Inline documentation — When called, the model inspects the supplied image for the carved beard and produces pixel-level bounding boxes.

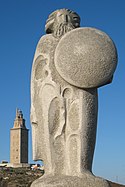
[53,22,75,38]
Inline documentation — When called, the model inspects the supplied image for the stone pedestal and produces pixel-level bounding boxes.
[31,174,111,187]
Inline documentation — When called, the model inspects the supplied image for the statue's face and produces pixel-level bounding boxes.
[52,10,80,38]
[55,10,80,28]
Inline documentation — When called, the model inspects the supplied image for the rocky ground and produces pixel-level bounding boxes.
[0,167,124,187]
[0,167,43,187]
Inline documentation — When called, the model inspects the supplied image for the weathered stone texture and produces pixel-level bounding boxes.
[31,175,111,187]
[31,8,117,187]
[55,27,117,88]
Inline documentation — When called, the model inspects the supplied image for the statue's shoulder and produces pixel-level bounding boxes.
[32,34,58,70]
[36,34,58,53]
[38,33,56,42]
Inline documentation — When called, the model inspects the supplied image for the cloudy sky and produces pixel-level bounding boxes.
[0,0,125,184]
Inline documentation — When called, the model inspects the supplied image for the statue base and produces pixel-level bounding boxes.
[31,173,111,187]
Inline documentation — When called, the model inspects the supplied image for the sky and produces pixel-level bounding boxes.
[0,0,125,185]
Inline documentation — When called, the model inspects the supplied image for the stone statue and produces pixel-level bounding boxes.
[31,9,117,187]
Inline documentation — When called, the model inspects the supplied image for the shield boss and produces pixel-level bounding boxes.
[54,27,117,88]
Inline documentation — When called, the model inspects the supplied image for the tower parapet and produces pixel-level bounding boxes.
[13,108,26,129]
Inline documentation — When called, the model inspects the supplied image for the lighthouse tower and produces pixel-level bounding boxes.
[10,109,28,164]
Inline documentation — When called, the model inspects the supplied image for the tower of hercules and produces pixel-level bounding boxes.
[10,109,28,164]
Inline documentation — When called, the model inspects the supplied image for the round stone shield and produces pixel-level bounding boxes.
[54,27,117,88]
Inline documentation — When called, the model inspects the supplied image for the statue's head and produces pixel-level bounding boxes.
[45,9,80,38]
